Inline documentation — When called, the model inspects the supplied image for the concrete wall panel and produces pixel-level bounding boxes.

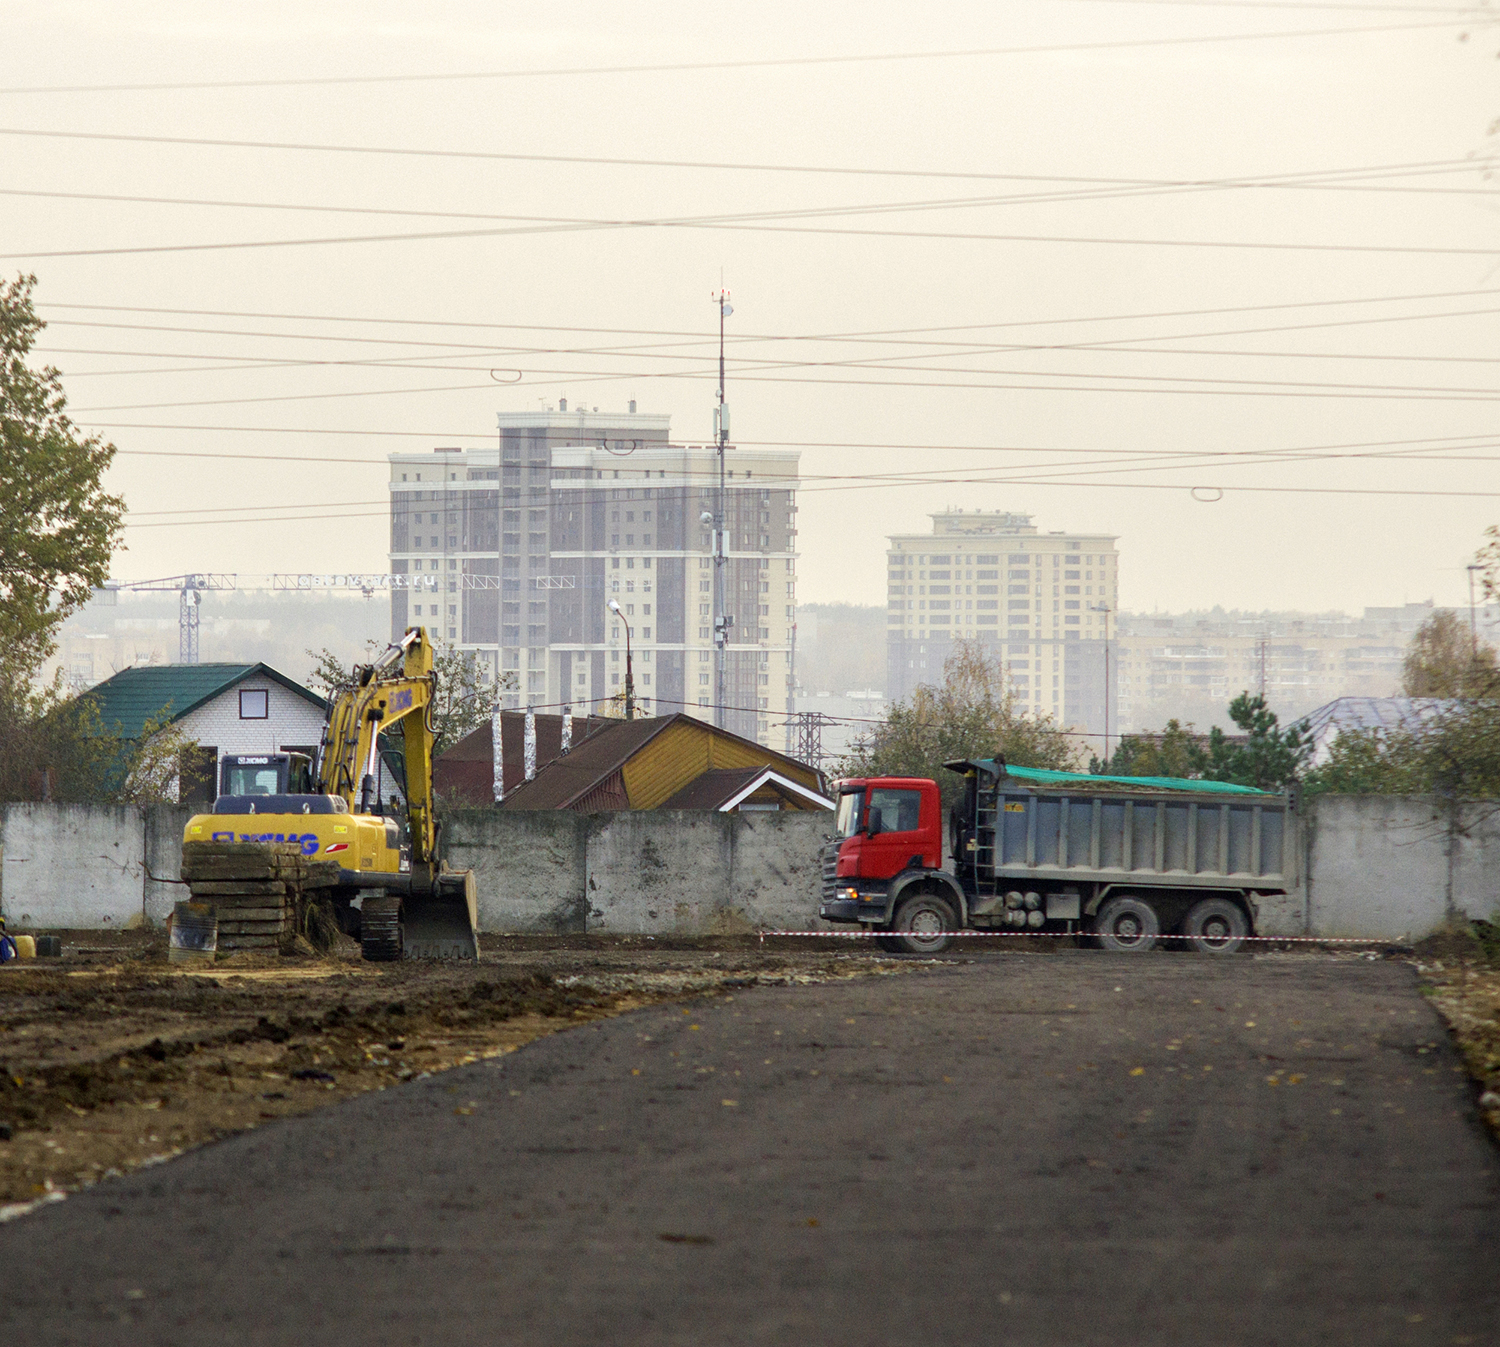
[0,804,147,930]
[1305,797,1450,940]
[584,812,733,934]
[143,806,194,926]
[443,810,588,933]
[725,812,831,931]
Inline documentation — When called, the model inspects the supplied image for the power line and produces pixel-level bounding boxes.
[0,19,1463,96]
[39,281,1500,346]
[5,128,1473,188]
[8,194,1496,263]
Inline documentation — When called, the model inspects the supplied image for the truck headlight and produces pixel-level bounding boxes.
[840,887,860,902]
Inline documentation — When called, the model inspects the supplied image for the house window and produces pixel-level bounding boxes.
[239,689,269,719]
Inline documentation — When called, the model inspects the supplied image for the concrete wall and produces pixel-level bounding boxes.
[0,804,190,931]
[5,798,1500,940]
[442,809,832,935]
[1303,796,1499,941]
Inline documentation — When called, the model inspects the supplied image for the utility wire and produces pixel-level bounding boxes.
[8,197,1497,261]
[0,19,1464,95]
[40,281,1500,345]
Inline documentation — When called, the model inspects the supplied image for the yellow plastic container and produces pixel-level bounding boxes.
[13,935,36,959]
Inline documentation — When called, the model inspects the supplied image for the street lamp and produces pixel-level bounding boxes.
[1089,602,1114,764]
[607,598,635,720]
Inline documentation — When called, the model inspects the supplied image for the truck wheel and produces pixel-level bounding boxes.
[1093,896,1159,953]
[887,894,958,955]
[1183,898,1248,954]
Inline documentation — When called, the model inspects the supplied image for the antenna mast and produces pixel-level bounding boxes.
[712,289,733,729]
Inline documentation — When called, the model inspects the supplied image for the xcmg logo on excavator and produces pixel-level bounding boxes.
[210,831,321,855]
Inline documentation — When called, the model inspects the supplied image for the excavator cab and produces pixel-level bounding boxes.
[219,753,315,798]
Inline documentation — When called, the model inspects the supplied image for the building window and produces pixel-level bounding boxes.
[239,689,268,719]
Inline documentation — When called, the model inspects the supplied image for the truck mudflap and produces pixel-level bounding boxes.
[404,869,480,961]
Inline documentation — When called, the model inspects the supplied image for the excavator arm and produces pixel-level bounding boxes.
[317,628,439,864]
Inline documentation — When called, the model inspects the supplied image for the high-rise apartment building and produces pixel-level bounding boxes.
[387,406,799,745]
[886,510,1119,739]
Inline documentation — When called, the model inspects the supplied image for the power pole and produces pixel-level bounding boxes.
[793,711,826,771]
[712,289,733,729]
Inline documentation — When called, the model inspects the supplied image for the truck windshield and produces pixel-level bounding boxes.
[835,790,865,839]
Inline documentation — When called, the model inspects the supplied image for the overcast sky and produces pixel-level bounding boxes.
[3,0,1497,614]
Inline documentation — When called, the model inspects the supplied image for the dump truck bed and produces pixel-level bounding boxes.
[984,775,1298,892]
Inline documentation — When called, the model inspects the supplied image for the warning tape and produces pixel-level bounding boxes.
[757,929,1409,947]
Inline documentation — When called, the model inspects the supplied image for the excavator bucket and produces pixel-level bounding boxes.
[403,868,480,961]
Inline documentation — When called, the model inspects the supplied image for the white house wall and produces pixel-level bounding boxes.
[174,680,328,777]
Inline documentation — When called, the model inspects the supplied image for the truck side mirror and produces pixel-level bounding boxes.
[866,814,882,837]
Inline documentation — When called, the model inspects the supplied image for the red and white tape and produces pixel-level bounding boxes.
[757,929,1407,947]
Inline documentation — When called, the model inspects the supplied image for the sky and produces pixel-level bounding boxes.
[3,0,1498,614]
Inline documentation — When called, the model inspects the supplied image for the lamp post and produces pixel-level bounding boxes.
[1089,602,1114,764]
[607,598,635,720]
[712,289,733,730]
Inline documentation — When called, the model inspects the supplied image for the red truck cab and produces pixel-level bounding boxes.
[820,778,963,949]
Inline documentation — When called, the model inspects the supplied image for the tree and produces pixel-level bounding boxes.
[1303,699,1500,800]
[1090,719,1207,778]
[1202,693,1312,791]
[837,642,1078,806]
[1402,610,1497,698]
[0,676,121,803]
[306,637,515,761]
[0,274,125,685]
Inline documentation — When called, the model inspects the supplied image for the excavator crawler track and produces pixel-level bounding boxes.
[360,895,403,962]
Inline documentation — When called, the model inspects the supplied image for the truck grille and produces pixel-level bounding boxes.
[820,840,840,902]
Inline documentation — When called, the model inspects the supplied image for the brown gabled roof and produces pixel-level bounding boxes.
[496,716,676,810]
[435,711,609,802]
[495,712,826,812]
[660,766,835,811]
[658,766,766,810]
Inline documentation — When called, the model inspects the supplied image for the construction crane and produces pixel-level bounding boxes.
[107,572,577,665]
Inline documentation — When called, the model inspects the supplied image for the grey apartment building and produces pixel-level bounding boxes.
[887,510,1119,743]
[387,407,800,745]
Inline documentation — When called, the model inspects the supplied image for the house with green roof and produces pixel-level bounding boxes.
[85,663,328,804]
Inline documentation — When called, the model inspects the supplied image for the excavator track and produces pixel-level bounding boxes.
[360,895,404,962]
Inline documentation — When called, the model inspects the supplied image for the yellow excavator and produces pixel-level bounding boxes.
[182,627,479,961]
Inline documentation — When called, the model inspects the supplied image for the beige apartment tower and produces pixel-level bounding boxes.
[886,510,1119,741]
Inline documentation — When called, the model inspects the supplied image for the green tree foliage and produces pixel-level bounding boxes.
[0,683,199,805]
[1090,718,1208,778]
[837,642,1079,806]
[1304,700,1500,800]
[1402,609,1497,697]
[0,274,125,685]
[307,637,514,760]
[1202,693,1312,791]
[0,678,120,802]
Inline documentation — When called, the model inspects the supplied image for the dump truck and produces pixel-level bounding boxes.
[818,758,1297,954]
[182,627,479,961]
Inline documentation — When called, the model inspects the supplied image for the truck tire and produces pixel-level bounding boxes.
[885,894,958,955]
[1093,895,1159,953]
[1183,898,1248,954]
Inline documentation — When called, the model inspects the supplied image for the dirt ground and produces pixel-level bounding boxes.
[0,930,909,1212]
[1,927,1495,1217]
[1413,924,1500,1140]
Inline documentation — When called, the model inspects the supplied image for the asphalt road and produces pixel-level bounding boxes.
[2,952,1496,1346]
